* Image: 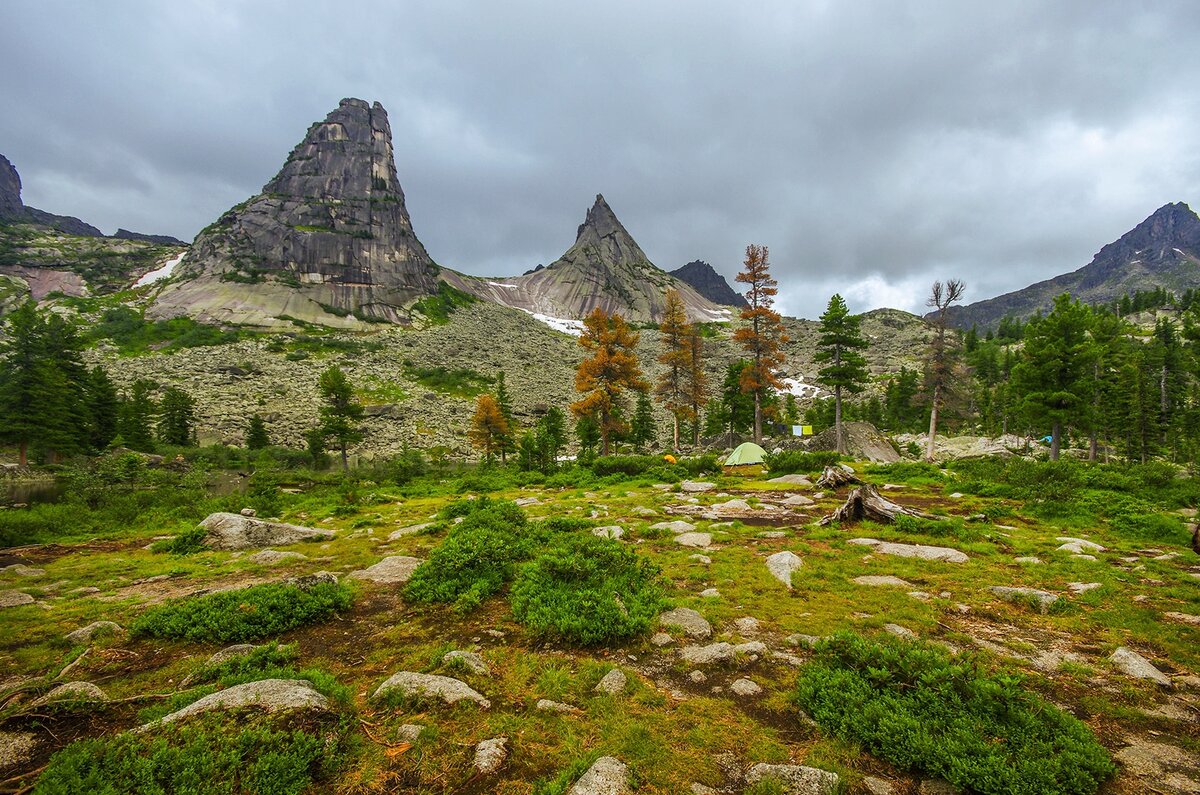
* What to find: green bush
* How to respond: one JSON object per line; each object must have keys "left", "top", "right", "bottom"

{"left": 405, "top": 501, "right": 536, "bottom": 612}
{"left": 33, "top": 713, "right": 349, "bottom": 795}
{"left": 762, "top": 450, "right": 841, "bottom": 475}
{"left": 792, "top": 632, "right": 1114, "bottom": 795}
{"left": 131, "top": 581, "right": 354, "bottom": 643}
{"left": 510, "top": 535, "right": 666, "bottom": 645}
{"left": 1109, "top": 512, "right": 1190, "bottom": 544}
{"left": 590, "top": 455, "right": 666, "bottom": 477}
{"left": 152, "top": 525, "right": 208, "bottom": 555}
{"left": 863, "top": 460, "right": 944, "bottom": 482}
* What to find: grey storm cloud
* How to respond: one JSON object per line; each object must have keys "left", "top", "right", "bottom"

{"left": 2, "top": 0, "right": 1199, "bottom": 318}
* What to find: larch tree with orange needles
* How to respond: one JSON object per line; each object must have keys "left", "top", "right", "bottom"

{"left": 734, "top": 244, "right": 788, "bottom": 444}
{"left": 655, "top": 289, "right": 692, "bottom": 451}
{"left": 684, "top": 327, "right": 708, "bottom": 447}
{"left": 571, "top": 307, "right": 648, "bottom": 456}
{"left": 469, "top": 393, "right": 509, "bottom": 464}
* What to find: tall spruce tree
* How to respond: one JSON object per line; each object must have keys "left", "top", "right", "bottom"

{"left": 246, "top": 414, "right": 270, "bottom": 450}
{"left": 494, "top": 371, "right": 514, "bottom": 463}
{"left": 158, "top": 387, "right": 196, "bottom": 446}
{"left": 814, "top": 294, "right": 869, "bottom": 455}
{"left": 86, "top": 366, "right": 120, "bottom": 452}
{"left": 630, "top": 390, "right": 656, "bottom": 450}
{"left": 0, "top": 303, "right": 59, "bottom": 465}
{"left": 317, "top": 365, "right": 364, "bottom": 470}
{"left": 684, "top": 329, "right": 709, "bottom": 446}
{"left": 118, "top": 379, "right": 158, "bottom": 452}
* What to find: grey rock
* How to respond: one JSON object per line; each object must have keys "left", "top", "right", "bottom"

{"left": 681, "top": 480, "right": 716, "bottom": 492}
{"left": 1, "top": 564, "right": 44, "bottom": 577}
{"left": 514, "top": 496, "right": 541, "bottom": 506}
{"left": 473, "top": 736, "right": 508, "bottom": 775}
{"left": 689, "top": 670, "right": 708, "bottom": 683}
{"left": 884, "top": 623, "right": 918, "bottom": 640}
{"left": 675, "top": 532, "right": 712, "bottom": 548}
{"left": 593, "top": 525, "right": 625, "bottom": 540}
{"left": 1110, "top": 647, "right": 1172, "bottom": 687}
{"left": 205, "top": 644, "right": 260, "bottom": 666}
{"left": 659, "top": 608, "right": 712, "bottom": 638}
{"left": 699, "top": 588, "right": 720, "bottom": 598}
{"left": 0, "top": 730, "right": 37, "bottom": 769}
{"left": 141, "top": 679, "right": 329, "bottom": 729}
{"left": 240, "top": 507, "right": 257, "bottom": 517}
{"left": 388, "top": 522, "right": 432, "bottom": 540}
{"left": 567, "top": 755, "right": 630, "bottom": 795}
{"left": 1164, "top": 611, "right": 1200, "bottom": 626}
{"left": 730, "top": 677, "right": 762, "bottom": 696}
{"left": 346, "top": 555, "right": 422, "bottom": 584}
{"left": 651, "top": 632, "right": 673, "bottom": 646}
{"left": 396, "top": 723, "right": 424, "bottom": 742}
{"left": 767, "top": 474, "right": 813, "bottom": 485}
{"left": 690, "top": 554, "right": 712, "bottom": 565}
{"left": 248, "top": 549, "right": 307, "bottom": 566}
{"left": 765, "top": 550, "right": 803, "bottom": 588}
{"left": 918, "top": 780, "right": 964, "bottom": 795}
{"left": 745, "top": 762, "right": 840, "bottom": 795}
{"left": 536, "top": 698, "right": 581, "bottom": 714}
{"left": 631, "top": 506, "right": 657, "bottom": 517}
{"left": 787, "top": 634, "right": 823, "bottom": 648}
{"left": 669, "top": 260, "right": 748, "bottom": 308}
{"left": 759, "top": 530, "right": 788, "bottom": 538}
{"left": 733, "top": 616, "right": 760, "bottom": 635}
{"left": 987, "top": 586, "right": 1059, "bottom": 613}
{"left": 853, "top": 575, "right": 913, "bottom": 587}
{"left": 862, "top": 776, "right": 895, "bottom": 795}
{"left": 1067, "top": 581, "right": 1102, "bottom": 594}
{"left": 783, "top": 494, "right": 815, "bottom": 506}
{"left": 374, "top": 671, "right": 490, "bottom": 707}
{"left": 1056, "top": 537, "right": 1105, "bottom": 554}
{"left": 651, "top": 520, "right": 696, "bottom": 534}
{"left": 32, "top": 681, "right": 109, "bottom": 706}
{"left": 689, "top": 784, "right": 719, "bottom": 795}
{"left": 594, "top": 668, "right": 627, "bottom": 695}
{"left": 443, "top": 650, "right": 488, "bottom": 675}
{"left": 199, "top": 512, "right": 333, "bottom": 550}
{"left": 1014, "top": 556, "right": 1042, "bottom": 564}
{"left": 0, "top": 590, "right": 33, "bottom": 608}
{"left": 64, "top": 620, "right": 123, "bottom": 644}
{"left": 848, "top": 538, "right": 969, "bottom": 564}
{"left": 285, "top": 571, "right": 339, "bottom": 590}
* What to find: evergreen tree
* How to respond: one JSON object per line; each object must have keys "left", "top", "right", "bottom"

{"left": 705, "top": 360, "right": 755, "bottom": 445}
{"left": 733, "top": 244, "right": 788, "bottom": 443}
{"left": 924, "top": 279, "right": 966, "bottom": 461}
{"left": 246, "top": 414, "right": 270, "bottom": 450}
{"left": 118, "top": 379, "right": 158, "bottom": 452}
{"left": 469, "top": 393, "right": 509, "bottom": 464}
{"left": 570, "top": 308, "right": 648, "bottom": 456}
{"left": 1011, "top": 294, "right": 1096, "bottom": 460}
{"left": 86, "top": 366, "right": 120, "bottom": 452}
{"left": 317, "top": 365, "right": 364, "bottom": 470}
{"left": 575, "top": 415, "right": 601, "bottom": 463}
{"left": 655, "top": 289, "right": 693, "bottom": 450}
{"left": 814, "top": 294, "right": 869, "bottom": 454}
{"left": 158, "top": 387, "right": 196, "bottom": 446}
{"left": 684, "top": 329, "right": 709, "bottom": 446}
{"left": 630, "top": 390, "right": 656, "bottom": 450}
{"left": 494, "top": 371, "right": 514, "bottom": 463}
{"left": 0, "top": 303, "right": 61, "bottom": 465}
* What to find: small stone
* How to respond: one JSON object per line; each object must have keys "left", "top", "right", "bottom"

{"left": 651, "top": 632, "right": 673, "bottom": 646}
{"left": 514, "top": 497, "right": 541, "bottom": 506}
{"left": 205, "top": 644, "right": 259, "bottom": 666}
{"left": 0, "top": 731, "right": 38, "bottom": 769}
{"left": 442, "top": 650, "right": 488, "bottom": 675}
{"left": 248, "top": 549, "right": 307, "bottom": 565}
{"left": 593, "top": 525, "right": 624, "bottom": 540}
{"left": 689, "top": 670, "right": 708, "bottom": 683}
{"left": 853, "top": 575, "right": 913, "bottom": 587}
{"left": 730, "top": 677, "right": 762, "bottom": 696}
{"left": 388, "top": 522, "right": 432, "bottom": 540}
{"left": 1110, "top": 647, "right": 1172, "bottom": 687}
{"left": 759, "top": 530, "right": 788, "bottom": 538}
{"left": 745, "top": 763, "right": 839, "bottom": 795}
{"left": 139, "top": 679, "right": 328, "bottom": 729}
{"left": 987, "top": 585, "right": 1059, "bottom": 613}
{"left": 733, "top": 616, "right": 760, "bottom": 635}
{"left": 681, "top": 480, "right": 716, "bottom": 492}
{"left": 0, "top": 590, "right": 34, "bottom": 608}
{"left": 473, "top": 736, "right": 508, "bottom": 775}
{"left": 536, "top": 698, "right": 582, "bottom": 714}
{"left": 346, "top": 555, "right": 422, "bottom": 584}
{"left": 64, "top": 620, "right": 123, "bottom": 644}
{"left": 594, "top": 668, "right": 627, "bottom": 695}
{"left": 908, "top": 591, "right": 932, "bottom": 600}
{"left": 919, "top": 781, "right": 964, "bottom": 795}
{"left": 1071, "top": 554, "right": 1099, "bottom": 562}
{"left": 680, "top": 642, "right": 735, "bottom": 665}
{"left": 32, "top": 681, "right": 109, "bottom": 706}
{"left": 783, "top": 494, "right": 815, "bottom": 506}
{"left": 1, "top": 564, "right": 44, "bottom": 577}
{"left": 373, "top": 672, "right": 490, "bottom": 707}
{"left": 396, "top": 724, "right": 424, "bottom": 742}
{"left": 884, "top": 623, "right": 917, "bottom": 639}
{"left": 1164, "top": 612, "right": 1200, "bottom": 626}
{"left": 650, "top": 520, "right": 695, "bottom": 534}
{"left": 765, "top": 550, "right": 803, "bottom": 588}
{"left": 691, "top": 785, "right": 718, "bottom": 795}
{"left": 631, "top": 506, "right": 657, "bottom": 517}
{"left": 675, "top": 532, "right": 712, "bottom": 548}
{"left": 862, "top": 775, "right": 895, "bottom": 795}
{"left": 786, "top": 634, "right": 822, "bottom": 648}
{"left": 949, "top": 492, "right": 964, "bottom": 498}
{"left": 689, "top": 554, "right": 712, "bottom": 564}
{"left": 69, "top": 586, "right": 101, "bottom": 595}
{"left": 1068, "top": 582, "right": 1102, "bottom": 594}
{"left": 1056, "top": 537, "right": 1105, "bottom": 554}
{"left": 567, "top": 756, "right": 630, "bottom": 795}
{"left": 699, "top": 587, "right": 720, "bottom": 598}
{"left": 659, "top": 608, "right": 712, "bottom": 638}
{"left": 1014, "top": 556, "right": 1042, "bottom": 564}
{"left": 768, "top": 474, "right": 813, "bottom": 485}
{"left": 847, "top": 538, "right": 969, "bottom": 564}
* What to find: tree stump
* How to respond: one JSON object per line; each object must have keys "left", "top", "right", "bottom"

{"left": 816, "top": 465, "right": 860, "bottom": 490}
{"left": 819, "top": 484, "right": 938, "bottom": 526}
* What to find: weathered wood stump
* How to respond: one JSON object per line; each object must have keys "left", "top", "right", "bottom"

{"left": 816, "top": 465, "right": 860, "bottom": 490}
{"left": 819, "top": 484, "right": 938, "bottom": 526}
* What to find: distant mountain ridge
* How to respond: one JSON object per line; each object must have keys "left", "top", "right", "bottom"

{"left": 0, "top": 154, "right": 103, "bottom": 237}
{"left": 943, "top": 202, "right": 1200, "bottom": 329}
{"left": 669, "top": 260, "right": 747, "bottom": 308}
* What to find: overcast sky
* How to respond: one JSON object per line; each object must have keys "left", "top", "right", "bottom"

{"left": 3, "top": 1, "right": 1199, "bottom": 319}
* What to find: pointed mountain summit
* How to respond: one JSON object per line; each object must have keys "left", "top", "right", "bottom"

{"left": 446, "top": 194, "right": 729, "bottom": 323}
{"left": 0, "top": 153, "right": 102, "bottom": 236}
{"left": 944, "top": 202, "right": 1200, "bottom": 329}
{"left": 153, "top": 98, "right": 439, "bottom": 327}
{"left": 669, "top": 260, "right": 748, "bottom": 308}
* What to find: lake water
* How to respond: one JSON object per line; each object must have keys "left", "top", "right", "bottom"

{"left": 1, "top": 480, "right": 65, "bottom": 507}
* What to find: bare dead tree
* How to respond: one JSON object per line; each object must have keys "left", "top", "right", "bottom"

{"left": 925, "top": 279, "right": 966, "bottom": 462}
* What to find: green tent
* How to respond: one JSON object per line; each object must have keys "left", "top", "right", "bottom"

{"left": 723, "top": 442, "right": 767, "bottom": 471}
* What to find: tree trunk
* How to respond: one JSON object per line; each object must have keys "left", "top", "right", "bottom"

{"left": 601, "top": 409, "right": 611, "bottom": 456}
{"left": 925, "top": 383, "right": 941, "bottom": 462}
{"left": 819, "top": 484, "right": 938, "bottom": 526}
{"left": 834, "top": 385, "right": 844, "bottom": 455}
{"left": 340, "top": 442, "right": 348, "bottom": 471}
{"left": 1050, "top": 421, "right": 1061, "bottom": 461}
{"left": 672, "top": 415, "right": 680, "bottom": 452}
{"left": 753, "top": 390, "right": 762, "bottom": 444}
{"left": 18, "top": 440, "right": 27, "bottom": 467}
{"left": 816, "top": 465, "right": 859, "bottom": 489}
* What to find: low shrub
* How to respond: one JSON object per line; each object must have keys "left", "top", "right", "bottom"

{"left": 151, "top": 525, "right": 208, "bottom": 555}
{"left": 131, "top": 581, "right": 353, "bottom": 643}
{"left": 863, "top": 460, "right": 944, "bottom": 482}
{"left": 405, "top": 501, "right": 536, "bottom": 612}
{"left": 893, "top": 513, "right": 981, "bottom": 542}
{"left": 762, "top": 450, "right": 841, "bottom": 475}
{"left": 1109, "top": 512, "right": 1190, "bottom": 544}
{"left": 792, "top": 632, "right": 1114, "bottom": 795}
{"left": 589, "top": 455, "right": 664, "bottom": 477}
{"left": 33, "top": 712, "right": 351, "bottom": 795}
{"left": 510, "top": 535, "right": 666, "bottom": 645}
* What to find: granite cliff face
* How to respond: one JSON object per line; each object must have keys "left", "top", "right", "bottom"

{"left": 446, "top": 195, "right": 730, "bottom": 324}
{"left": 152, "top": 98, "right": 439, "bottom": 328}
{"left": 943, "top": 203, "right": 1200, "bottom": 329}
{"left": 669, "top": 260, "right": 748, "bottom": 308}
{"left": 0, "top": 154, "right": 102, "bottom": 236}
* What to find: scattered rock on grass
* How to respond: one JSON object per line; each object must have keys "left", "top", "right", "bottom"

{"left": 730, "top": 678, "right": 762, "bottom": 696}
{"left": 783, "top": 494, "right": 814, "bottom": 506}
{"left": 64, "top": 620, "right": 123, "bottom": 644}
{"left": 593, "top": 525, "right": 624, "bottom": 540}
{"left": 1014, "top": 556, "right": 1042, "bottom": 564}
{"left": 884, "top": 624, "right": 917, "bottom": 640}
{"left": 0, "top": 591, "right": 34, "bottom": 609}
{"left": 675, "top": 532, "right": 712, "bottom": 548}
{"left": 651, "top": 520, "right": 696, "bottom": 534}
{"left": 594, "top": 668, "right": 627, "bottom": 695}
{"left": 247, "top": 549, "right": 307, "bottom": 566}
{"left": 443, "top": 650, "right": 488, "bottom": 675}
{"left": 199, "top": 512, "right": 334, "bottom": 550}
{"left": 374, "top": 672, "right": 490, "bottom": 707}
{"left": 659, "top": 608, "right": 712, "bottom": 638}
{"left": 388, "top": 522, "right": 432, "bottom": 540}
{"left": 689, "top": 554, "right": 712, "bottom": 565}
{"left": 681, "top": 642, "right": 735, "bottom": 665}
{"left": 681, "top": 481, "right": 716, "bottom": 493}
{"left": 205, "top": 644, "right": 259, "bottom": 666}
{"left": 140, "top": 679, "right": 329, "bottom": 729}
{"left": 0, "top": 731, "right": 38, "bottom": 769}
{"left": 567, "top": 755, "right": 630, "bottom": 795}
{"left": 1110, "top": 647, "right": 1172, "bottom": 687}
{"left": 1056, "top": 537, "right": 1105, "bottom": 554}
{"left": 346, "top": 556, "right": 422, "bottom": 584}
{"left": 987, "top": 586, "right": 1058, "bottom": 613}
{"left": 0, "top": 564, "right": 44, "bottom": 577}
{"left": 1113, "top": 738, "right": 1200, "bottom": 794}
{"left": 651, "top": 632, "right": 673, "bottom": 646}
{"left": 733, "top": 617, "right": 760, "bottom": 635}
{"left": 745, "top": 762, "right": 840, "bottom": 795}
{"left": 765, "top": 550, "right": 803, "bottom": 588}
{"left": 536, "top": 699, "right": 581, "bottom": 714}
{"left": 768, "top": 474, "right": 813, "bottom": 486}
{"left": 32, "top": 681, "right": 109, "bottom": 706}
{"left": 397, "top": 724, "right": 424, "bottom": 742}
{"left": 918, "top": 780, "right": 964, "bottom": 795}
{"left": 848, "top": 538, "right": 969, "bottom": 564}
{"left": 473, "top": 736, "right": 508, "bottom": 774}
{"left": 1164, "top": 612, "right": 1200, "bottom": 626}
{"left": 862, "top": 776, "right": 896, "bottom": 795}
{"left": 852, "top": 575, "right": 913, "bottom": 587}
{"left": 514, "top": 497, "right": 541, "bottom": 507}
{"left": 1067, "top": 582, "right": 1102, "bottom": 594}
{"left": 699, "top": 588, "right": 720, "bottom": 598}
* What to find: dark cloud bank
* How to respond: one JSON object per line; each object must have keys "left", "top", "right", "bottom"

{"left": 2, "top": 1, "right": 1198, "bottom": 318}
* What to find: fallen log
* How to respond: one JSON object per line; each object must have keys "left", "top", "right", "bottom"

{"left": 816, "top": 465, "right": 860, "bottom": 490}
{"left": 819, "top": 484, "right": 938, "bottom": 526}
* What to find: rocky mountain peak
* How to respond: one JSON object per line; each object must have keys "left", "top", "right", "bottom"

{"left": 669, "top": 260, "right": 748, "bottom": 308}
{"left": 152, "top": 98, "right": 439, "bottom": 328}
{"left": 0, "top": 154, "right": 24, "bottom": 220}
{"left": 553, "top": 193, "right": 650, "bottom": 277}
{"left": 0, "top": 153, "right": 101, "bottom": 236}
{"left": 576, "top": 193, "right": 626, "bottom": 241}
